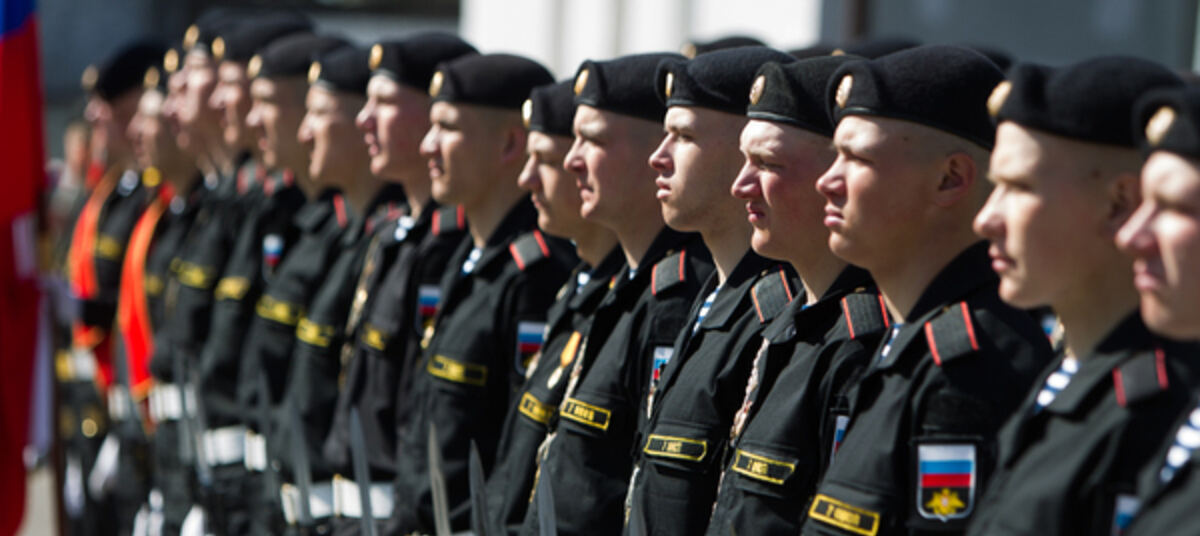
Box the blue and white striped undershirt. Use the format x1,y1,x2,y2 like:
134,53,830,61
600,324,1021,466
693,287,720,334
1159,404,1200,483
461,247,483,274
1033,356,1079,413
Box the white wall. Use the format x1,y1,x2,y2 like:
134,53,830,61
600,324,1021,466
460,0,823,78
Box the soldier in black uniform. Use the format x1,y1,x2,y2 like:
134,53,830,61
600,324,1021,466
231,31,352,534
269,43,410,531
965,57,1197,536
387,53,574,535
799,46,1053,536
1118,86,1200,536
319,34,477,535
705,54,887,536
193,13,312,536
521,53,716,536
621,46,796,535
482,80,623,535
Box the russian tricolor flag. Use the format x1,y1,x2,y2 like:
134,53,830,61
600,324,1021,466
917,444,976,521
517,321,545,354
0,0,45,533
418,284,441,319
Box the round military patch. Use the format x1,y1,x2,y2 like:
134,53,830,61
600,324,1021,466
143,67,160,90
164,49,180,74
80,65,98,92
183,24,199,50
369,43,383,71
574,68,589,96
664,72,674,99
835,74,853,109
987,80,1012,118
749,74,765,105
1146,106,1176,147
429,70,444,97
247,54,262,78
307,61,322,84
522,99,533,129
212,37,226,61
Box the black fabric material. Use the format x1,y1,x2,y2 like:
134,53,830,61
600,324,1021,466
748,55,859,136
312,44,370,94
214,14,311,62
1134,86,1200,159
370,32,478,91
252,33,348,79
828,45,1005,150
657,46,796,115
183,8,241,55
682,35,766,58
526,80,576,137
89,41,166,101
432,53,553,110
789,43,838,59
835,36,920,59
573,53,686,122
995,56,1182,148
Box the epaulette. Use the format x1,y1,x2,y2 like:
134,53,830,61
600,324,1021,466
750,267,795,323
332,194,349,229
1113,347,1169,408
840,290,890,340
924,301,980,366
510,230,551,271
652,249,688,296
432,205,466,236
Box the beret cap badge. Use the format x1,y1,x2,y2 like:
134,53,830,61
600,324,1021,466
164,49,180,74
212,37,225,61
429,70,444,97
835,74,853,109
749,74,766,106
247,54,262,78
1145,106,1177,147
664,72,674,99
522,99,533,129
307,62,321,84
183,25,199,50
143,67,160,90
574,68,589,96
369,43,383,71
81,66,98,91
987,80,1012,118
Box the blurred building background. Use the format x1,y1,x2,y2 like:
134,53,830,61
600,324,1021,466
38,0,1200,159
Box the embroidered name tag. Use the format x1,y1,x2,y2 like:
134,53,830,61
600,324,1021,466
427,354,487,386
361,324,388,351
809,494,881,536
561,397,611,431
731,449,795,485
643,434,707,462
214,276,250,301
518,392,554,425
176,260,216,289
296,317,335,348
256,295,303,326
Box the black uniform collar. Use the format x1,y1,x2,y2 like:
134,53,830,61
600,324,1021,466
696,250,778,332
294,188,341,232
569,246,625,311
1041,311,1151,415
471,197,539,275
762,264,873,342
904,241,997,321
343,182,407,245
609,226,699,298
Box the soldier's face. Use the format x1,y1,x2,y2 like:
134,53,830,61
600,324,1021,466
817,116,939,271
178,52,220,140
650,106,747,234
733,119,836,262
128,89,175,171
519,130,584,238
565,105,661,227
299,86,368,188
358,76,432,182
210,61,252,150
247,77,307,173
84,91,140,162
1118,151,1200,339
421,101,502,207
975,122,1121,309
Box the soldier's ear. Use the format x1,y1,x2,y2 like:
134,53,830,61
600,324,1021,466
1107,170,1142,232
499,124,528,166
933,151,977,208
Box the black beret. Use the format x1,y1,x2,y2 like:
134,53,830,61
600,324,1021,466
573,53,685,122
747,55,861,136
681,35,766,58
1134,87,1200,160
829,45,1004,149
523,81,576,137
961,43,1013,72
431,53,553,110
656,46,796,115
789,43,837,60
990,56,1183,148
83,40,166,101
183,8,241,56
213,13,311,63
368,33,477,91
834,36,920,59
309,45,370,95
249,33,349,80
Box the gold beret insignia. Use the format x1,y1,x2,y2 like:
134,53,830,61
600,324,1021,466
987,80,1012,118
429,70,444,97
1146,106,1177,147
574,68,589,96
81,65,98,92
247,55,262,78
369,43,383,71
307,62,321,85
835,74,853,109
522,99,533,129
749,75,765,106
